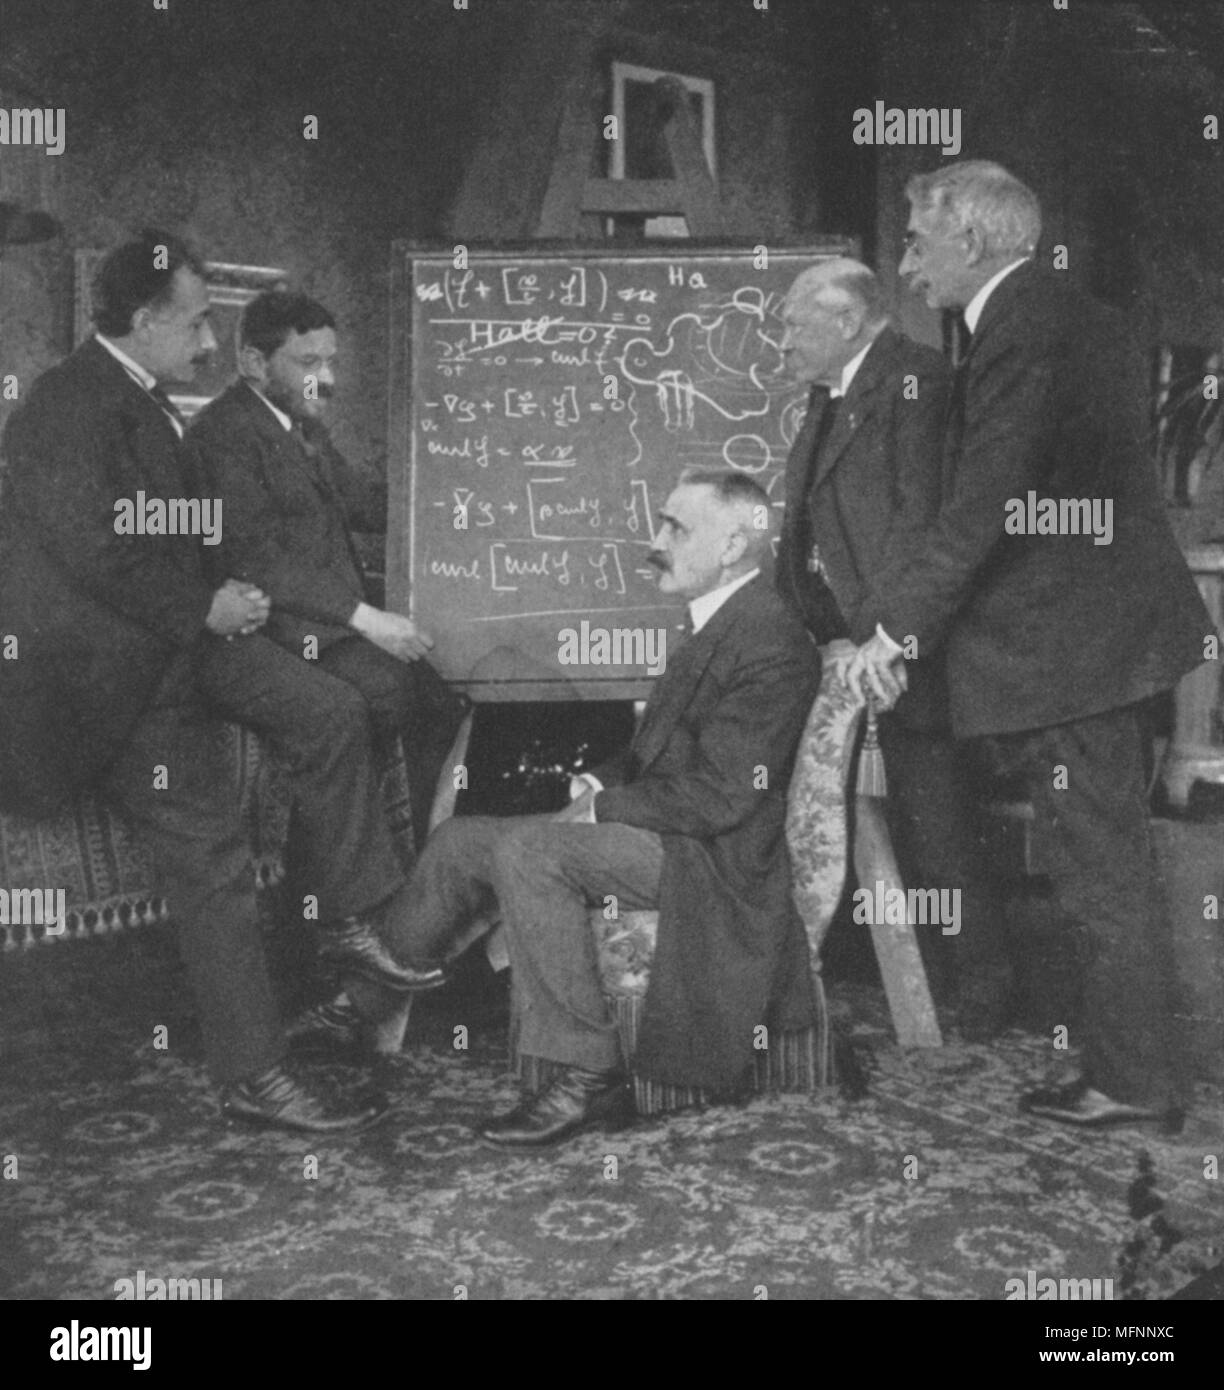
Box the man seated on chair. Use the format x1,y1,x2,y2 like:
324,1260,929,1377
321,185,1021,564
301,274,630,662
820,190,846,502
184,291,469,1006
374,469,822,1148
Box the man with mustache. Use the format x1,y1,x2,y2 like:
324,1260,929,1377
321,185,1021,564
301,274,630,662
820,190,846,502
187,292,470,1032
847,161,1211,1131
0,231,382,1132
377,470,821,1147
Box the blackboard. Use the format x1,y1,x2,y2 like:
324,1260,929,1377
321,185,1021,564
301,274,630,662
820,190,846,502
387,243,852,700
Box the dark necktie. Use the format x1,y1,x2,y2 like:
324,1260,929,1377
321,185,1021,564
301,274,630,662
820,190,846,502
812,391,842,460
947,310,971,367
944,339,972,476
292,421,316,459
801,392,850,638
147,382,186,435
804,391,844,564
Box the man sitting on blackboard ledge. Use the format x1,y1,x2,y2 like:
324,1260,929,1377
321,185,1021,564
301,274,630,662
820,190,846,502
185,291,469,997
374,470,822,1147
0,231,385,1135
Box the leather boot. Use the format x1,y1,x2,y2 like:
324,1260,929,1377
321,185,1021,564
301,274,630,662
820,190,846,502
285,993,364,1054
479,1066,633,1148
317,914,448,992
220,1064,387,1133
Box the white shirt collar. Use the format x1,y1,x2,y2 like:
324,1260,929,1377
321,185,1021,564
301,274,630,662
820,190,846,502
688,568,760,633
246,381,294,432
964,258,1028,334
832,338,875,399
94,334,158,392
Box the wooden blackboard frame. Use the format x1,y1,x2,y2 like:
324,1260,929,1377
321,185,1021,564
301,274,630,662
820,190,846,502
387,238,856,702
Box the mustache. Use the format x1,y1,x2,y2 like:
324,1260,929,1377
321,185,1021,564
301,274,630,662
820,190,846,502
646,551,670,572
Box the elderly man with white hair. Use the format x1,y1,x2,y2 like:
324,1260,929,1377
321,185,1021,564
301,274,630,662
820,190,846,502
848,160,1211,1131
776,256,1009,1039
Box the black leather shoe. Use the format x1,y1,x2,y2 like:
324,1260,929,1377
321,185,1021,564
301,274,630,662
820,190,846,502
285,995,364,1054
479,1067,633,1148
318,915,448,993
220,1064,388,1134
1020,1079,1185,1135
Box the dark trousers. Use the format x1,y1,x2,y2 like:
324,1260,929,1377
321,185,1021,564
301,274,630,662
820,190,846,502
980,704,1185,1110
309,636,470,853
390,816,665,1072
199,634,404,922
877,715,1009,1005
101,689,283,1086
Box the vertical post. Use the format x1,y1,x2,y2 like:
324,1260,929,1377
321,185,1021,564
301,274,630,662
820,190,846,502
1162,543,1224,807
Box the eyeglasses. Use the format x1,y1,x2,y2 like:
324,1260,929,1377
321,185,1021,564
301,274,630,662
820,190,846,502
903,224,970,258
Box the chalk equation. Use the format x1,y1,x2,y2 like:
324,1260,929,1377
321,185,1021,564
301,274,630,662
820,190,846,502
423,540,635,601
399,250,846,682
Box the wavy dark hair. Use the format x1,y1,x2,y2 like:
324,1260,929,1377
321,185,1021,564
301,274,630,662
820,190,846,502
92,229,205,337
240,292,336,359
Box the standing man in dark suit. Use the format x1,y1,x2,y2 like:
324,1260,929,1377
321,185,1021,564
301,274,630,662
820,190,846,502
849,162,1212,1130
384,471,821,1147
776,258,1010,1036
0,231,382,1133
185,292,469,1010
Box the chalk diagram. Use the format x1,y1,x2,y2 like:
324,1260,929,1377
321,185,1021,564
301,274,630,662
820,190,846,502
613,285,799,475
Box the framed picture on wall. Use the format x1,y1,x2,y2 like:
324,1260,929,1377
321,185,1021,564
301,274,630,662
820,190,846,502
73,251,289,417
608,62,716,239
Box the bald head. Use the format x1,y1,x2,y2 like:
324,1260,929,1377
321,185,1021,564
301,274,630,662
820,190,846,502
780,258,890,390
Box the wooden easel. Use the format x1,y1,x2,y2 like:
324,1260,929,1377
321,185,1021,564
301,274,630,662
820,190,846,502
537,74,722,239
420,69,724,827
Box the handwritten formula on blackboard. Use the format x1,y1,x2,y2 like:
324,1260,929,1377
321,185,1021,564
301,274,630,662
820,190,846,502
387,246,850,700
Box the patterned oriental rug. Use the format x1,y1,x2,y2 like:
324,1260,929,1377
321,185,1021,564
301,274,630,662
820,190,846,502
1,932,1220,1302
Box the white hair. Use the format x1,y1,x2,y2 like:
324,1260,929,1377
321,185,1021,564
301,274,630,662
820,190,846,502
787,257,889,327
906,160,1042,259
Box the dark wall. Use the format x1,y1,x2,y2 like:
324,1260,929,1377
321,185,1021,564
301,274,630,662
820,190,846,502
0,71,67,442
872,1,1224,349
9,1,1224,463
0,0,497,465
0,0,874,462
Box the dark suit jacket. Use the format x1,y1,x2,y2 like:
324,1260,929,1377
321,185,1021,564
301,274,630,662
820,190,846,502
185,382,385,654
0,340,214,815
591,575,822,1091
777,325,952,730
856,263,1211,738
